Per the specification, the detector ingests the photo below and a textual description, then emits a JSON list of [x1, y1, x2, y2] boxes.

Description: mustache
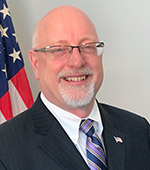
[[57, 67, 93, 79]]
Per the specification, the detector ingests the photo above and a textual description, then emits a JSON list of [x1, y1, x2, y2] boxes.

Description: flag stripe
[[0, 110, 6, 123], [11, 67, 33, 108], [8, 79, 28, 117], [0, 91, 13, 120]]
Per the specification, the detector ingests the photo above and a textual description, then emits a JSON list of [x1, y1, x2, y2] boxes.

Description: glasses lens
[[81, 42, 103, 56], [47, 46, 71, 57]]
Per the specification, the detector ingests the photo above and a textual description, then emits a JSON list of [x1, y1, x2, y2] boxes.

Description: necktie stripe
[[80, 119, 93, 134], [87, 138, 105, 156], [87, 151, 107, 170], [93, 134, 104, 148], [86, 142, 106, 164], [80, 119, 107, 170], [88, 159, 102, 170], [86, 145, 106, 166]]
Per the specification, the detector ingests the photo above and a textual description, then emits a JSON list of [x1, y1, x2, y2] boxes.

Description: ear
[[29, 50, 39, 80]]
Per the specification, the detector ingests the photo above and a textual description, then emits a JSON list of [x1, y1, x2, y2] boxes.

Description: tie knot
[[80, 119, 95, 137]]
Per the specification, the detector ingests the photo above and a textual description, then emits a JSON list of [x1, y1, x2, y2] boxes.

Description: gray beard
[[58, 80, 94, 107]]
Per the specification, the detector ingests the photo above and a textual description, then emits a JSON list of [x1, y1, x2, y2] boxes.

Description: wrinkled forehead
[[33, 6, 98, 48]]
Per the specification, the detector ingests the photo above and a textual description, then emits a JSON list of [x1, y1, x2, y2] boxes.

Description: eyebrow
[[79, 37, 97, 43], [54, 40, 69, 44], [52, 37, 97, 45]]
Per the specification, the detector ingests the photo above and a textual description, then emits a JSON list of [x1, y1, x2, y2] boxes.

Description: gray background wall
[[7, 0, 150, 121]]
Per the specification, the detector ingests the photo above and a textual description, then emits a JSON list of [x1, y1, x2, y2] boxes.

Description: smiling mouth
[[64, 75, 88, 82]]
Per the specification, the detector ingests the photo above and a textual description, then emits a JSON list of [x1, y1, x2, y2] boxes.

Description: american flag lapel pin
[[113, 136, 123, 143]]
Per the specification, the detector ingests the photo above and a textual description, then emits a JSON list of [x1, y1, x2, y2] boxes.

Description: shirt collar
[[40, 92, 103, 144]]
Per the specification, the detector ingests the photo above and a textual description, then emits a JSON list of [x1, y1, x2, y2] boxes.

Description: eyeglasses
[[34, 42, 104, 58]]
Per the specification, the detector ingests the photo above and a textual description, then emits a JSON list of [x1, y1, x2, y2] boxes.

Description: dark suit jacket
[[0, 94, 149, 170]]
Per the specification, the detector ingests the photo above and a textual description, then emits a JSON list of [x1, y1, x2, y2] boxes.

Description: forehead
[[35, 7, 98, 46]]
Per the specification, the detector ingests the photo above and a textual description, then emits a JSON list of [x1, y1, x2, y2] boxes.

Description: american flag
[[0, 0, 33, 124], [113, 136, 123, 143]]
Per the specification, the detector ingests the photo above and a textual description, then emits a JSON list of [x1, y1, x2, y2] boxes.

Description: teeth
[[65, 76, 86, 81]]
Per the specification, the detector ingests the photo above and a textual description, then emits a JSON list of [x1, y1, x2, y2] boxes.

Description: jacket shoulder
[[100, 102, 144, 119], [98, 102, 149, 130], [0, 109, 33, 141]]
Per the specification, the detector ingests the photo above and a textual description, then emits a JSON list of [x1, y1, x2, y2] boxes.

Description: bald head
[[32, 6, 99, 49]]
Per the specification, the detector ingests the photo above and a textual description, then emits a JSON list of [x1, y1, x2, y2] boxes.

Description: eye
[[83, 44, 96, 51], [49, 47, 63, 53], [56, 48, 63, 52], [47, 46, 70, 57], [84, 45, 91, 49], [80, 43, 99, 56]]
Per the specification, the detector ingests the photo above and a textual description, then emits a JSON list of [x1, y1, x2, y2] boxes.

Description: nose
[[67, 47, 85, 68]]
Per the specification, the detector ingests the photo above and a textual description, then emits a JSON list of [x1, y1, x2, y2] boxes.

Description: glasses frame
[[34, 42, 104, 54]]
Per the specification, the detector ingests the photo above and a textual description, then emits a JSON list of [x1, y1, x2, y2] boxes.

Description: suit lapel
[[99, 103, 125, 170], [39, 119, 89, 170], [31, 95, 89, 170]]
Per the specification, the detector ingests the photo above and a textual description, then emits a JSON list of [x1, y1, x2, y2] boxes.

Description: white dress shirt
[[41, 92, 104, 164]]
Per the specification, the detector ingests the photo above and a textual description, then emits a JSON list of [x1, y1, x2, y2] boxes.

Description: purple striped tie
[[80, 119, 107, 170]]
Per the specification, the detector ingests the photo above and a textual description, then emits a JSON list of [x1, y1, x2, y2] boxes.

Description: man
[[0, 6, 149, 170]]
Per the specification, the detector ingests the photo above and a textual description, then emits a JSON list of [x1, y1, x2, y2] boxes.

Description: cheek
[[42, 59, 65, 85], [90, 56, 103, 88], [89, 56, 103, 76], [36, 58, 52, 85], [38, 61, 59, 95]]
